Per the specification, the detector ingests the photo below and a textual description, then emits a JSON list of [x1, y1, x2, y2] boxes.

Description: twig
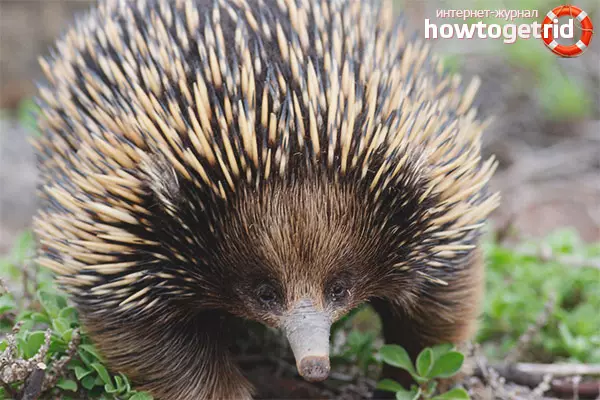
[[551, 376, 599, 399], [0, 279, 17, 325], [1, 323, 82, 397], [479, 363, 600, 398], [531, 373, 553, 399], [573, 375, 582, 400], [41, 328, 81, 391], [0, 321, 24, 373], [0, 279, 9, 294], [505, 363, 600, 377], [21, 264, 32, 309], [469, 342, 512, 399], [19, 365, 46, 400]]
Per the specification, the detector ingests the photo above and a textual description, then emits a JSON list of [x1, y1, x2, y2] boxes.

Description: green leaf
[[25, 331, 46, 359], [425, 380, 438, 396], [0, 295, 15, 314], [432, 387, 470, 399], [12, 231, 35, 261], [105, 382, 118, 393], [430, 343, 454, 360], [91, 362, 112, 385], [37, 290, 63, 318], [48, 336, 67, 355], [119, 373, 132, 392], [94, 374, 104, 386], [129, 392, 154, 400], [395, 387, 421, 400], [56, 378, 78, 392], [17, 337, 27, 356], [14, 310, 33, 320], [67, 358, 83, 369], [379, 345, 416, 375], [81, 374, 97, 390], [376, 379, 405, 393], [30, 312, 51, 324], [62, 328, 73, 342], [79, 344, 103, 361], [78, 349, 95, 367], [428, 351, 464, 379], [74, 366, 92, 380], [58, 306, 78, 323], [52, 318, 70, 336], [416, 348, 433, 377], [114, 375, 126, 392]]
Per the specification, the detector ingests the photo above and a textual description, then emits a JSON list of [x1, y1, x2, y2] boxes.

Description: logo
[[542, 5, 594, 57]]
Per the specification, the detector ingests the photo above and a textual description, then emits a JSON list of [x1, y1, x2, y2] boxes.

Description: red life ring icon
[[542, 5, 594, 57]]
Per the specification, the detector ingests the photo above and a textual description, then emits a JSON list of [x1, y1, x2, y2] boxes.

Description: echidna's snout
[[298, 355, 330, 382], [282, 299, 331, 382]]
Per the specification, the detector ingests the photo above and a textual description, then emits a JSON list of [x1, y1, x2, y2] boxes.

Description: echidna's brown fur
[[33, 0, 500, 398]]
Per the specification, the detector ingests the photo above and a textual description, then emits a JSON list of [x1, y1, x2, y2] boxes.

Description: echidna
[[33, 0, 499, 398]]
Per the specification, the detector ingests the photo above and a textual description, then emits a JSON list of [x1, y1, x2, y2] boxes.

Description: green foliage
[[335, 329, 379, 373], [377, 344, 469, 399], [480, 229, 600, 363], [331, 305, 381, 375], [0, 232, 152, 400]]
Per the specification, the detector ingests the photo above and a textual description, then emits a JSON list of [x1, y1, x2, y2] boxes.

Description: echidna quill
[[33, 0, 500, 398]]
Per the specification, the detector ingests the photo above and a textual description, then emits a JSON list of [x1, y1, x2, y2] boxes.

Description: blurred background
[[0, 1, 599, 399]]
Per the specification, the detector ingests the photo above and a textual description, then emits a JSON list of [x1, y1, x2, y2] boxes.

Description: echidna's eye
[[328, 282, 347, 303], [257, 284, 278, 306]]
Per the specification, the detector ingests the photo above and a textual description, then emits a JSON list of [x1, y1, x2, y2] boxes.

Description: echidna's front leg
[[372, 250, 484, 396], [82, 309, 253, 400]]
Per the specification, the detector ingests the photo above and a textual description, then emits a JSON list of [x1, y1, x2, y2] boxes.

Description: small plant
[[331, 305, 381, 376], [333, 329, 378, 374], [376, 344, 469, 400], [0, 232, 153, 399], [0, 288, 153, 399]]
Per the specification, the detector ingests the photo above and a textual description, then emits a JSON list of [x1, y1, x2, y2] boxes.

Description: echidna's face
[[205, 181, 410, 382]]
